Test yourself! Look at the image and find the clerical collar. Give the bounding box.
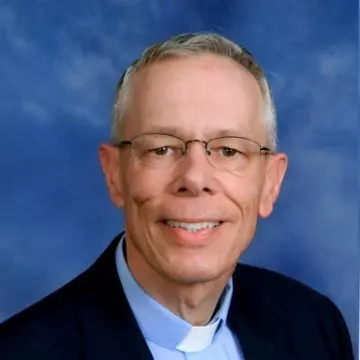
[115,234,234,352]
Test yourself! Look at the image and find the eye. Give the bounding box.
[218,147,242,157]
[150,146,171,156]
[149,146,183,156]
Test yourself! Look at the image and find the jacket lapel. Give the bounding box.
[228,265,297,360]
[76,233,154,360]
[229,315,296,360]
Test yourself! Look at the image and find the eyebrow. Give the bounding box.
[143,126,184,137]
[141,126,251,139]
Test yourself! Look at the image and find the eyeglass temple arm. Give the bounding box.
[116,140,132,148]
[260,146,272,153]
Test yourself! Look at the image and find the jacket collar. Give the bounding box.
[77,233,154,360]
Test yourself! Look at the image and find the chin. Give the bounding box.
[171,273,217,285]
[156,245,238,283]
[163,262,226,285]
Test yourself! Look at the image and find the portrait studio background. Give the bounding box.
[0,0,358,355]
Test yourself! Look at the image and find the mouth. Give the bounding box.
[162,219,224,233]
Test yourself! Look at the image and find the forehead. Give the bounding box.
[124,54,266,141]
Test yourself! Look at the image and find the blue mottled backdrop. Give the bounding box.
[0,0,358,355]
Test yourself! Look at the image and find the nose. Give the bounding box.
[174,141,214,196]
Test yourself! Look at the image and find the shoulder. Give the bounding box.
[233,263,344,319]
[0,270,87,359]
[0,234,124,359]
[233,264,354,358]
[234,263,328,303]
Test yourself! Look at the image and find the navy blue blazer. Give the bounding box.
[0,233,354,359]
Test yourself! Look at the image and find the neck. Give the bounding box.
[125,239,234,326]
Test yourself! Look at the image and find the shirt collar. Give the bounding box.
[115,234,233,352]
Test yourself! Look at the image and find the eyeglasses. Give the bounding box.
[115,133,271,172]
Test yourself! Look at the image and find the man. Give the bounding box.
[0,33,354,359]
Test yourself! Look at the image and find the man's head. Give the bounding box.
[100,32,287,286]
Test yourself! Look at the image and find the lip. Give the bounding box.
[160,220,225,247]
[162,219,224,223]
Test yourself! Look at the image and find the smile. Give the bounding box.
[164,220,222,233]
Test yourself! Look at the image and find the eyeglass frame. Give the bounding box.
[114,132,273,169]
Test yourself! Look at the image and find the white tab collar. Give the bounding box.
[176,318,221,352]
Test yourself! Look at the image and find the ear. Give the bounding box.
[258,153,288,218]
[99,144,125,208]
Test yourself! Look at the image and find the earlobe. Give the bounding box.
[99,144,125,208]
[258,153,288,218]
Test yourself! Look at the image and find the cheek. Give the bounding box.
[123,167,169,211]
[219,172,263,214]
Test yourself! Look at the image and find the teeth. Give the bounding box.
[165,221,221,233]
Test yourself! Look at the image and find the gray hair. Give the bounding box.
[111,32,278,151]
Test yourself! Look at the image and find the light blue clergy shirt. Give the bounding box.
[116,235,245,360]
